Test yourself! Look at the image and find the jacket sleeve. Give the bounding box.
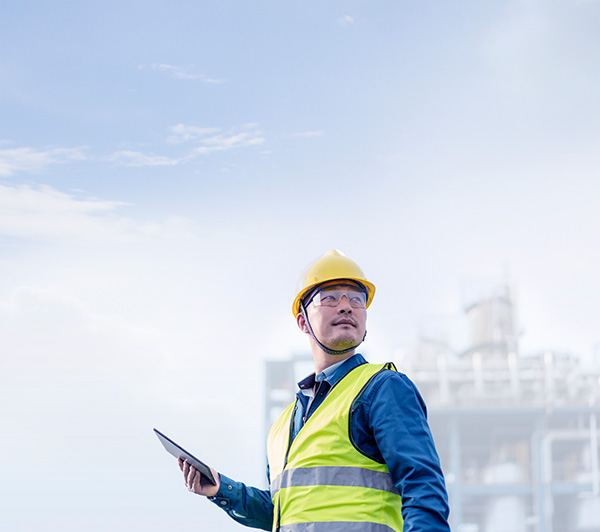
[353,370,451,532]
[208,472,274,530]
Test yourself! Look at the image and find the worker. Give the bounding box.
[179,249,451,531]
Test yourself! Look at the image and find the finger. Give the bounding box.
[191,468,201,492]
[187,464,197,490]
[178,457,184,471]
[182,461,193,490]
[182,459,190,478]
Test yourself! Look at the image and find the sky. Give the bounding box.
[1,1,599,530]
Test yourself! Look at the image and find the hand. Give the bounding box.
[178,458,220,497]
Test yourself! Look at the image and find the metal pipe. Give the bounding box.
[508,350,519,398]
[449,416,462,531]
[544,351,554,404]
[591,414,599,496]
[541,432,554,532]
[437,352,449,404]
[473,352,483,395]
[539,428,600,532]
[531,429,545,532]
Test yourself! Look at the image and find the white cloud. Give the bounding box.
[106,150,183,167]
[140,63,225,83]
[193,127,265,155]
[166,124,220,143]
[0,146,87,177]
[336,15,355,26]
[0,183,196,242]
[170,123,265,152]
[108,124,265,166]
[0,128,264,173]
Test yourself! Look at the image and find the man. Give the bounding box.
[179,250,450,531]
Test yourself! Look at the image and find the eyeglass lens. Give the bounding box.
[312,287,367,308]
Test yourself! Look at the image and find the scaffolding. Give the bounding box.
[412,283,600,532]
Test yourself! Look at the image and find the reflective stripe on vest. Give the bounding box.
[270,465,399,499]
[280,522,397,532]
[267,362,403,532]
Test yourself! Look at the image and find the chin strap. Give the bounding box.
[300,302,367,356]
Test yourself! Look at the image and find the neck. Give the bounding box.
[311,344,356,374]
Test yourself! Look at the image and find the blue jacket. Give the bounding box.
[210,354,450,531]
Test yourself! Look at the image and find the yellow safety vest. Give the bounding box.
[267,362,403,532]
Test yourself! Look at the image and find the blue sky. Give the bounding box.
[1,1,600,530]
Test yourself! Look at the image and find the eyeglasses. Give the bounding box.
[308,286,368,309]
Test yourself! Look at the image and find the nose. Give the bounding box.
[338,294,352,313]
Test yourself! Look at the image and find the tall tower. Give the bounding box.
[463,283,518,360]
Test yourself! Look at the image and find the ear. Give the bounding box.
[296,313,309,334]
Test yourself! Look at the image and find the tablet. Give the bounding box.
[154,428,216,486]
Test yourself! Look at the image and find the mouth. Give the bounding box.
[333,318,357,327]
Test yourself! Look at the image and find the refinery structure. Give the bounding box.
[264,283,600,532]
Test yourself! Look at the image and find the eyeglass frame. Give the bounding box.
[303,282,368,310]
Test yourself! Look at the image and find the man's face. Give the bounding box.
[300,282,368,352]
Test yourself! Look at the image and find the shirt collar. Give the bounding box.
[297,353,366,390]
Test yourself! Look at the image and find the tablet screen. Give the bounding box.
[154,428,216,486]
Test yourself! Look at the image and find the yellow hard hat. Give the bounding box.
[292,249,375,317]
